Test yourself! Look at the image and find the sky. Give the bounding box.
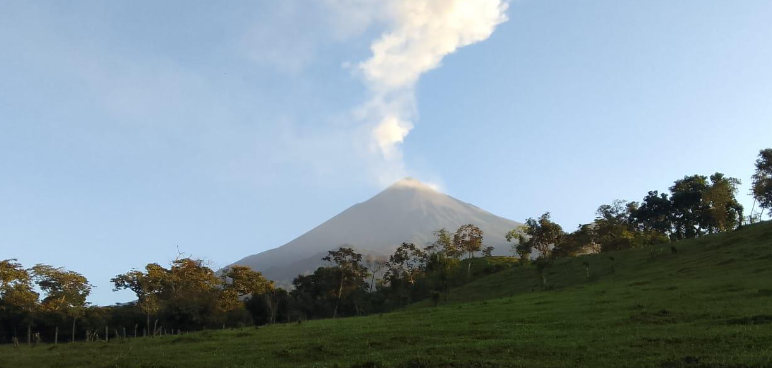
[1,0,771,306]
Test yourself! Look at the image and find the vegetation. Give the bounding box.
[752,148,772,221]
[1,221,771,367]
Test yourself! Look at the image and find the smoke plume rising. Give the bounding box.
[356,0,509,182]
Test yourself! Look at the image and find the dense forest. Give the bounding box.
[2,148,771,345]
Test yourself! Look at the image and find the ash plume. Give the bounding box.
[355,0,509,182]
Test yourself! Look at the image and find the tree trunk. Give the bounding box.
[333,271,344,319]
[27,324,31,345]
[268,299,274,324]
[153,319,158,337]
[55,326,58,345]
[466,253,472,280]
[750,198,757,224]
[146,312,150,338]
[71,317,77,343]
[105,325,109,343]
[265,294,276,324]
[134,324,138,338]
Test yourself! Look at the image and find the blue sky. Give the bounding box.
[1,0,771,305]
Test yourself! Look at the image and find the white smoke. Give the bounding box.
[356,0,509,180]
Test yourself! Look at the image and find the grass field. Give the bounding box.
[2,222,771,368]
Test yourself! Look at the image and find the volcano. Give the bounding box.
[230,178,521,284]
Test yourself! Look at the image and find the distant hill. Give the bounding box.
[230,178,522,284]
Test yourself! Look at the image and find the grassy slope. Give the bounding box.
[1,222,771,368]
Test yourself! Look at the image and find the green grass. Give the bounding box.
[2,222,772,368]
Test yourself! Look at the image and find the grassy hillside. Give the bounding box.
[2,222,771,368]
[423,221,772,306]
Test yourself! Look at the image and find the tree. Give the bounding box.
[424,254,459,302]
[453,224,484,279]
[522,213,564,259]
[0,259,39,343]
[426,229,462,259]
[383,243,429,306]
[630,191,673,235]
[31,264,91,343]
[553,224,595,257]
[220,266,274,315]
[425,230,461,301]
[533,258,551,289]
[702,173,743,232]
[291,268,339,320]
[752,148,772,220]
[481,246,495,257]
[113,257,227,333]
[594,200,636,252]
[670,175,709,239]
[163,258,223,330]
[112,264,164,336]
[322,247,367,319]
[506,226,531,264]
[385,243,427,287]
[363,254,388,292]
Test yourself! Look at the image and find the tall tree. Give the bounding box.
[522,213,564,259]
[0,259,39,343]
[752,148,772,220]
[505,225,531,264]
[594,200,637,252]
[363,255,388,292]
[291,268,339,320]
[112,264,165,336]
[703,173,743,232]
[164,258,223,330]
[220,266,274,313]
[453,224,484,278]
[386,243,427,287]
[322,247,367,319]
[426,228,462,259]
[553,224,596,257]
[630,191,674,235]
[31,264,91,343]
[424,231,461,301]
[114,258,226,333]
[669,175,709,239]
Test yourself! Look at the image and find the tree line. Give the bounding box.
[2,148,771,344]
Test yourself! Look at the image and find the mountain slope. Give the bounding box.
[231,178,522,284]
